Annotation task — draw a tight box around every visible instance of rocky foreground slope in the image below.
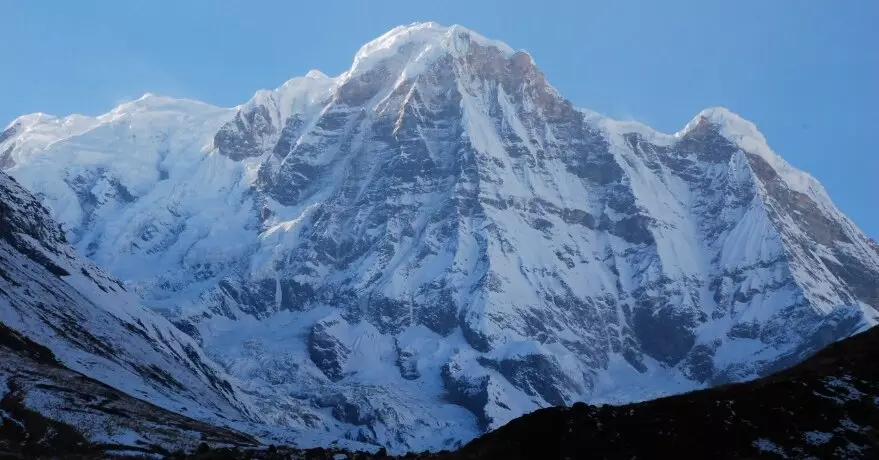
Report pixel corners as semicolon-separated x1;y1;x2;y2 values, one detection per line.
2;22;878;452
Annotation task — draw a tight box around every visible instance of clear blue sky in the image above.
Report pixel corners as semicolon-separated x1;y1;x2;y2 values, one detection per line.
2;1;877;236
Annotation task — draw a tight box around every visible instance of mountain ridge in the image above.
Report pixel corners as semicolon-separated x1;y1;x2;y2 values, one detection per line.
2;22;877;453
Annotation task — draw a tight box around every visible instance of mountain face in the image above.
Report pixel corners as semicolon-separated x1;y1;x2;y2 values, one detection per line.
2;22;878;452
168;324;879;459
0;171;258;453
443;324;879;460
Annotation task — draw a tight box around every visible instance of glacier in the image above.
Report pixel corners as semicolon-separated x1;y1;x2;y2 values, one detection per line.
2;22;878;453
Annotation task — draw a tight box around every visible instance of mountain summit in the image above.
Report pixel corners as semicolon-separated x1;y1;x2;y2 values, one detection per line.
2;22;878;452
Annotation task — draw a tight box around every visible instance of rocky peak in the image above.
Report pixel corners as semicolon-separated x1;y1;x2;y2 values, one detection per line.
678;107;766;141
339;22;550;110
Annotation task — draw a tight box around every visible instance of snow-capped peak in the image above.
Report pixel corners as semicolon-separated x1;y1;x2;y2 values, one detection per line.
677;106;778;161
674;106;831;203
101;93;224;119
4;112;57;132
346;22;518;79
677;106;766;143
2;96;224;140
305;69;330;79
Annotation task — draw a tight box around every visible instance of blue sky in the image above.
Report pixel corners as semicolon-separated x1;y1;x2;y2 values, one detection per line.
2;1;877;236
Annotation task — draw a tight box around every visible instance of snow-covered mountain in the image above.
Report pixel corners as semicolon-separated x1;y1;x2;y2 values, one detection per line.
2;22;878;452
0;171;259;451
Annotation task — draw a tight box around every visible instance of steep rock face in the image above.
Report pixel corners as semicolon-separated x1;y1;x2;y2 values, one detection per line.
2;22;878;453
308;315;352;382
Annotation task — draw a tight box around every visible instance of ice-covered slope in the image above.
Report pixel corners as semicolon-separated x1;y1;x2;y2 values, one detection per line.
3;22;878;453
0;171;258;433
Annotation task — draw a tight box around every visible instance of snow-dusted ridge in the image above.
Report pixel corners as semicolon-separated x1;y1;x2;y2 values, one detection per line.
2;22;878;453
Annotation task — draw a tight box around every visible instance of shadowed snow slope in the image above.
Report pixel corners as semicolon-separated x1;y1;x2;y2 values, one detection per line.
2;22;878;453
0;171;259;450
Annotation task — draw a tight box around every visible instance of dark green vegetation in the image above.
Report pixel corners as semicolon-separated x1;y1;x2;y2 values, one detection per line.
5;324;875;459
